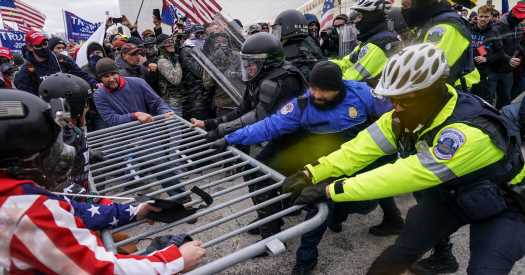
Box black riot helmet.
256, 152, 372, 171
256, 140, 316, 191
0, 90, 60, 161
272, 9, 309, 41
0, 90, 76, 187
402, 0, 451, 27
240, 32, 284, 82
39, 73, 90, 119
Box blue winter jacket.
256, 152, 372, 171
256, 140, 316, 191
14, 48, 97, 95
225, 80, 392, 145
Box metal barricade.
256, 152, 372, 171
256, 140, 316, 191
87, 114, 328, 274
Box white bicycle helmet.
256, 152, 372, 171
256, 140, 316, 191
374, 43, 449, 97
351, 0, 393, 12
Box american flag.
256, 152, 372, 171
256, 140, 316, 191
0, 0, 46, 32
320, 0, 336, 31
168, 0, 222, 25
0, 179, 185, 274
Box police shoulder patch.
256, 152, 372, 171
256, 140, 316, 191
348, 106, 358, 119
433, 128, 465, 160
358, 45, 368, 60
280, 102, 294, 115
427, 26, 445, 43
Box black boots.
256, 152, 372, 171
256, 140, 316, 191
411, 242, 459, 274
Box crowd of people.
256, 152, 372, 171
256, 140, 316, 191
3, 0, 525, 274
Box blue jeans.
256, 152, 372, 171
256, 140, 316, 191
487, 71, 513, 109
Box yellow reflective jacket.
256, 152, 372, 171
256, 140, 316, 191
306, 85, 519, 202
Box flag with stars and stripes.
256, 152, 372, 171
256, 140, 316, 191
320, 0, 336, 31
0, 178, 185, 274
0, 0, 46, 33
168, 0, 222, 25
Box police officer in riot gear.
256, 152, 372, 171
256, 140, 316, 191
271, 10, 325, 81
191, 32, 306, 238
192, 32, 305, 138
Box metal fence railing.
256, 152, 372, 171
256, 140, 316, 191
87, 114, 328, 274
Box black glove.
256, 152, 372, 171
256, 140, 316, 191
205, 129, 221, 141
294, 181, 330, 205
210, 138, 228, 151
204, 118, 220, 131
282, 170, 312, 195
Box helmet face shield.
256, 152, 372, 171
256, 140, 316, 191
271, 25, 282, 41
240, 53, 267, 82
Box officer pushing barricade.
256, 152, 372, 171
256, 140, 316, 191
283, 43, 525, 275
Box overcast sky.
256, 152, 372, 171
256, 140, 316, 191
30, 0, 307, 34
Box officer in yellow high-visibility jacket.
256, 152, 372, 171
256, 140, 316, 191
403, 0, 480, 92
283, 43, 525, 275
331, 0, 401, 87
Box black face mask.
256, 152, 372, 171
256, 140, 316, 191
355, 11, 386, 39
34, 47, 49, 59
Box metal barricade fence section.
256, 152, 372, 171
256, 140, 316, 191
87, 114, 328, 274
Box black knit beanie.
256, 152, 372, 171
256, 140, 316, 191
309, 61, 344, 91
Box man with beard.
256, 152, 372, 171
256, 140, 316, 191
15, 31, 97, 95
331, 0, 401, 88
211, 61, 394, 274
0, 90, 206, 274
283, 43, 525, 275
271, 10, 325, 81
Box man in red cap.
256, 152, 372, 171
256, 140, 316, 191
14, 31, 97, 95
115, 42, 158, 92
0, 46, 15, 88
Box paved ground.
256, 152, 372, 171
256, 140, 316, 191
119, 172, 525, 275
220, 194, 525, 275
